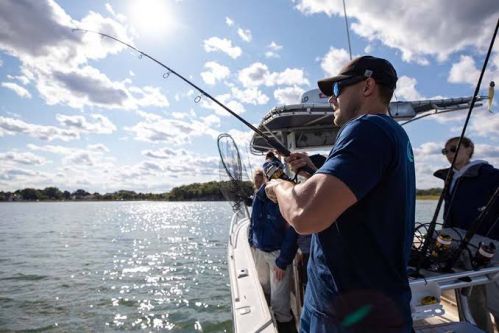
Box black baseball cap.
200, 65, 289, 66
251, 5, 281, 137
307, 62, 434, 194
317, 56, 398, 96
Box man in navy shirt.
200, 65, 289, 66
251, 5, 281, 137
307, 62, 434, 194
266, 56, 415, 332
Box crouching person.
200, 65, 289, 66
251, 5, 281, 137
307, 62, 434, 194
249, 158, 298, 333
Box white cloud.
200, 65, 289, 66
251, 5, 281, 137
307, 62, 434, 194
0, 1, 169, 110
0, 113, 116, 141
105, 3, 116, 16
238, 63, 269, 87
470, 111, 499, 138
265, 41, 283, 58
269, 41, 283, 51
27, 144, 72, 155
126, 111, 220, 144
475, 143, 499, 159
295, 0, 499, 63
414, 141, 443, 157
395, 76, 424, 100
320, 47, 352, 77
238, 62, 309, 88
3, 142, 223, 193
231, 87, 269, 105
273, 86, 305, 105
203, 37, 242, 59
0, 116, 79, 141
269, 68, 310, 87
1, 82, 32, 98
142, 147, 178, 159
0, 151, 47, 165
448, 54, 499, 87
200, 94, 246, 116
265, 51, 279, 59
0, 167, 45, 185
64, 151, 95, 166
6, 74, 30, 85
103, 2, 126, 21
237, 28, 252, 42
448, 55, 480, 85
225, 17, 234, 27
56, 114, 117, 134
88, 143, 110, 152
202, 114, 221, 127
200, 61, 231, 85
412, 141, 448, 188
27, 143, 112, 167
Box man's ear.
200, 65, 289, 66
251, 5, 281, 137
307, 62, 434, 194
363, 78, 376, 96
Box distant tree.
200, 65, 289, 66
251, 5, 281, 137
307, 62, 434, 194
72, 189, 90, 199
43, 187, 63, 200
63, 191, 71, 200
416, 188, 442, 196
19, 188, 42, 201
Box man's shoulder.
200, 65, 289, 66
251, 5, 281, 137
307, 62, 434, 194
434, 168, 450, 180
339, 114, 403, 146
346, 114, 401, 133
477, 163, 499, 180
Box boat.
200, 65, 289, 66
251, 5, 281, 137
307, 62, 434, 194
222, 87, 499, 333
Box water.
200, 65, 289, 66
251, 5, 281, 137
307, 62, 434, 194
0, 200, 440, 332
0, 202, 234, 332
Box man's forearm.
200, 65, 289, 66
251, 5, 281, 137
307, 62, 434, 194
274, 180, 309, 233
271, 174, 357, 234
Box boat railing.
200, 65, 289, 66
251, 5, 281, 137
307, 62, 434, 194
229, 207, 250, 247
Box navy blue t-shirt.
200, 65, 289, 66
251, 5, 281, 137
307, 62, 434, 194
304, 114, 415, 331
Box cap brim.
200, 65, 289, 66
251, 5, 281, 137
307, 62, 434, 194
317, 74, 352, 96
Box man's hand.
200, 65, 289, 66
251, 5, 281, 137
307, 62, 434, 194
285, 152, 316, 178
265, 179, 284, 203
274, 266, 286, 281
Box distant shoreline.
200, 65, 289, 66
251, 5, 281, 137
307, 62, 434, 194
1, 196, 438, 203
1, 183, 442, 202
416, 195, 440, 200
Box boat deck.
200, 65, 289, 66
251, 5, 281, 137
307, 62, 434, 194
228, 212, 499, 333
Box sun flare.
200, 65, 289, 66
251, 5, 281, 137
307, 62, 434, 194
128, 0, 176, 37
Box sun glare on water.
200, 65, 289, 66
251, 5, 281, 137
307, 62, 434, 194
128, 0, 177, 37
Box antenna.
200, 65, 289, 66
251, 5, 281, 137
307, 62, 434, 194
342, 0, 353, 60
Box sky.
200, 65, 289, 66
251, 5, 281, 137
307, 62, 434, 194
0, 0, 498, 193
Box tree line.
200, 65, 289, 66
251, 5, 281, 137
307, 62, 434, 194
0, 181, 254, 202
415, 188, 442, 197
0, 183, 441, 202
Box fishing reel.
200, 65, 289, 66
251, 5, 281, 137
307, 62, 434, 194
472, 242, 496, 269
263, 159, 292, 182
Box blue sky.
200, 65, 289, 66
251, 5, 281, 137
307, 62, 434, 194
0, 0, 498, 193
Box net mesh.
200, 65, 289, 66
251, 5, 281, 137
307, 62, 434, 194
217, 133, 253, 212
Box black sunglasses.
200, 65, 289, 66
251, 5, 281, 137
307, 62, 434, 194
441, 146, 457, 155
332, 76, 368, 98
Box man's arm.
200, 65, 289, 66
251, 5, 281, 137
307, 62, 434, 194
266, 173, 357, 234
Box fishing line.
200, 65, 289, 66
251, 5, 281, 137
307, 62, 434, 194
72, 28, 314, 175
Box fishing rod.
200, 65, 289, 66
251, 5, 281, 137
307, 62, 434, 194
413, 18, 499, 276
72, 28, 315, 175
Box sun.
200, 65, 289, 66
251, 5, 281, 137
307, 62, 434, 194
128, 0, 177, 37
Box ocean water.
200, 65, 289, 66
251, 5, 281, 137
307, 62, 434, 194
0, 200, 440, 332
